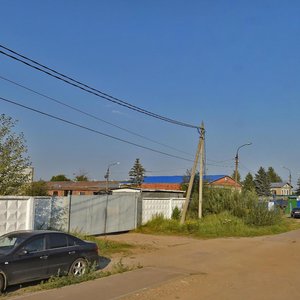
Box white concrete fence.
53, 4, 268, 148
0, 194, 186, 236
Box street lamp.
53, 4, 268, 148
103, 162, 120, 236
104, 162, 120, 193
235, 143, 252, 188
282, 166, 291, 186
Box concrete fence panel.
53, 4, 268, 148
0, 196, 34, 235
142, 198, 185, 224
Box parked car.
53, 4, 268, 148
291, 208, 300, 218
0, 230, 99, 292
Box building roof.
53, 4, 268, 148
203, 175, 228, 183
46, 181, 120, 191
143, 176, 185, 184
143, 175, 230, 184
270, 182, 292, 188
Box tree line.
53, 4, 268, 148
236, 166, 297, 196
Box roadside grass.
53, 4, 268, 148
0, 259, 135, 298
73, 232, 135, 257
136, 212, 300, 238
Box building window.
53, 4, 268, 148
64, 190, 73, 196
79, 192, 85, 195
53, 191, 58, 196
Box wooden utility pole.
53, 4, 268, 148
198, 123, 205, 218
180, 122, 205, 224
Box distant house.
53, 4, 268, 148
141, 176, 184, 191
141, 175, 241, 192
270, 182, 293, 196
203, 175, 242, 191
46, 181, 120, 196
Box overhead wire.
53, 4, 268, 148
0, 95, 194, 163
0, 74, 194, 158
239, 162, 256, 174
0, 45, 200, 129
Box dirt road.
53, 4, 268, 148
13, 230, 300, 300
105, 230, 300, 300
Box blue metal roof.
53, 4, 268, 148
143, 176, 185, 184
143, 175, 228, 184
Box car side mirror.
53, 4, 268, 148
18, 249, 29, 256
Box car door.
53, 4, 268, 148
7, 235, 48, 284
45, 233, 79, 276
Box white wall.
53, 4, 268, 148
142, 198, 185, 224
0, 197, 34, 235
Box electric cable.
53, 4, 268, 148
0, 45, 199, 129
0, 95, 194, 163
0, 74, 194, 158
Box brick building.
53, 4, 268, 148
46, 181, 120, 196
141, 175, 241, 191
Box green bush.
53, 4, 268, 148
171, 206, 181, 220
137, 211, 300, 238
188, 187, 281, 227
246, 203, 281, 226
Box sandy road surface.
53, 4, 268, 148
106, 230, 300, 300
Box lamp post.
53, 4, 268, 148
235, 143, 252, 189
282, 166, 292, 186
104, 162, 120, 193
103, 162, 120, 235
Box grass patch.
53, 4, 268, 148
1, 260, 135, 298
71, 232, 135, 257
136, 212, 300, 238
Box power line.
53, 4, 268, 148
0, 44, 200, 129
206, 162, 235, 169
0, 74, 194, 158
239, 162, 256, 174
206, 158, 234, 163
0, 95, 194, 163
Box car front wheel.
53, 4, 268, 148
0, 274, 5, 293
69, 258, 87, 277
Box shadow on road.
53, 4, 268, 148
98, 256, 111, 269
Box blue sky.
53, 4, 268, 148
1, 1, 300, 185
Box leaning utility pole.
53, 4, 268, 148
180, 122, 205, 224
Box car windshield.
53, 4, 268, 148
0, 234, 26, 254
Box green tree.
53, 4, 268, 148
75, 175, 88, 181
129, 158, 145, 186
74, 170, 89, 181
254, 167, 271, 197
23, 180, 48, 196
267, 167, 282, 183
50, 174, 71, 181
296, 177, 300, 196
0, 114, 31, 195
242, 172, 255, 192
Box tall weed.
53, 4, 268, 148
189, 187, 281, 226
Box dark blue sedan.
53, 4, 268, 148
0, 230, 99, 292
